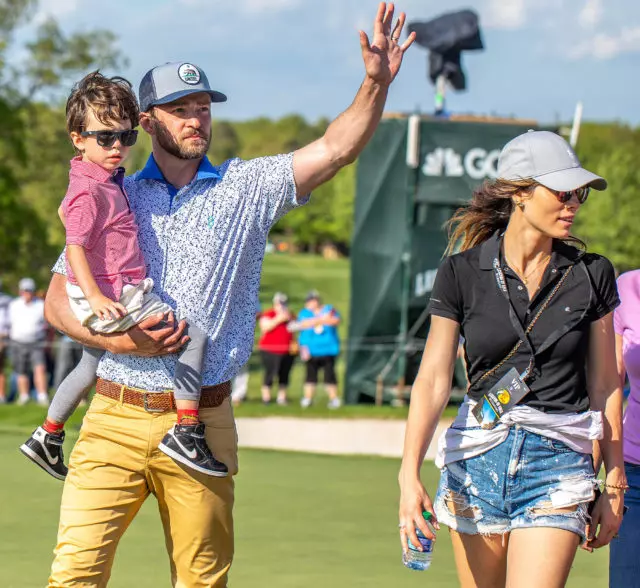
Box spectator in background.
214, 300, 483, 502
230, 363, 249, 407
0, 278, 12, 403
258, 292, 296, 406
37, 288, 58, 389
53, 335, 84, 391
9, 278, 49, 406
296, 290, 342, 409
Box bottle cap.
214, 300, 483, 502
422, 511, 432, 521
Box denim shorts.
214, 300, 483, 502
434, 425, 596, 540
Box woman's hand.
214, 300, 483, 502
584, 486, 625, 551
398, 474, 439, 553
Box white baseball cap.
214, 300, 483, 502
19, 277, 36, 292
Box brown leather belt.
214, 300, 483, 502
95, 378, 231, 413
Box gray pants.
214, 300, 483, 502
48, 325, 208, 423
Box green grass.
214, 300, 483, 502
0, 399, 460, 429
0, 432, 609, 588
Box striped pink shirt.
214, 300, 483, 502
61, 157, 146, 301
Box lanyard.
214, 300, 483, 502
468, 254, 588, 392
492, 257, 537, 380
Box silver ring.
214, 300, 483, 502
391, 36, 400, 42
398, 523, 406, 529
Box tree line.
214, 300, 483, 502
1, 0, 639, 294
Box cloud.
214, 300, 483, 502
483, 0, 526, 29
578, 0, 603, 29
243, 0, 301, 12
179, 0, 301, 15
33, 0, 80, 24
569, 26, 640, 59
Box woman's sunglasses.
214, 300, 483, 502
80, 129, 138, 148
552, 186, 590, 205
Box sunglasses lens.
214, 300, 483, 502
557, 188, 589, 204
579, 187, 590, 203
96, 132, 117, 148
121, 130, 138, 147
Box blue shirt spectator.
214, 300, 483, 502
297, 292, 341, 358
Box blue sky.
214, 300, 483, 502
22, 0, 640, 125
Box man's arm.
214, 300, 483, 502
293, 2, 415, 198
45, 272, 188, 357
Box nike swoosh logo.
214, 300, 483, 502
42, 444, 59, 465
173, 432, 198, 459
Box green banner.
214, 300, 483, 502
346, 117, 535, 404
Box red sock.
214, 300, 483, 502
43, 419, 64, 434
177, 409, 200, 425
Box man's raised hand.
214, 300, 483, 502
359, 2, 416, 87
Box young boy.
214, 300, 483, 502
19, 72, 227, 480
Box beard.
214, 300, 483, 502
150, 117, 211, 160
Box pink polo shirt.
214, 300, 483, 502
61, 157, 146, 301
614, 270, 640, 465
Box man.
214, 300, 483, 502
296, 290, 342, 408
44, 5, 415, 586
9, 278, 49, 406
0, 278, 11, 403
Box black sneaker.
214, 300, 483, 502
20, 426, 68, 481
159, 423, 228, 477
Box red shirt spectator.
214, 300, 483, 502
258, 308, 293, 354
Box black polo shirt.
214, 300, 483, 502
428, 231, 619, 414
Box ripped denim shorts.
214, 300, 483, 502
434, 425, 596, 541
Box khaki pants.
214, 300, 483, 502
48, 392, 238, 587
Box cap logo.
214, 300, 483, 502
178, 63, 200, 85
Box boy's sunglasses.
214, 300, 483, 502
80, 129, 138, 148
551, 186, 590, 205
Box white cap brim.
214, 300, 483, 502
533, 166, 607, 192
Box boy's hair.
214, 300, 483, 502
66, 71, 140, 145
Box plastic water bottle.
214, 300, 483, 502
402, 511, 434, 571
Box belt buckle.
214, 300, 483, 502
143, 392, 165, 413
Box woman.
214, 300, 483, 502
398, 131, 626, 588
258, 292, 296, 405
610, 270, 640, 586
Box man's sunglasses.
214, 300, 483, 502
552, 186, 590, 205
80, 129, 138, 148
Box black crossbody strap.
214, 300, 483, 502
468, 265, 573, 390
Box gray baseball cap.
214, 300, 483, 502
305, 290, 321, 302
497, 130, 607, 192
139, 62, 227, 112
273, 292, 288, 305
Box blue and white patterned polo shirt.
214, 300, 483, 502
53, 152, 308, 390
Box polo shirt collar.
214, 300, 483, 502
136, 154, 221, 184
478, 230, 584, 270
478, 231, 502, 270
70, 156, 125, 184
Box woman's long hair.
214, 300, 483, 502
445, 178, 585, 255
